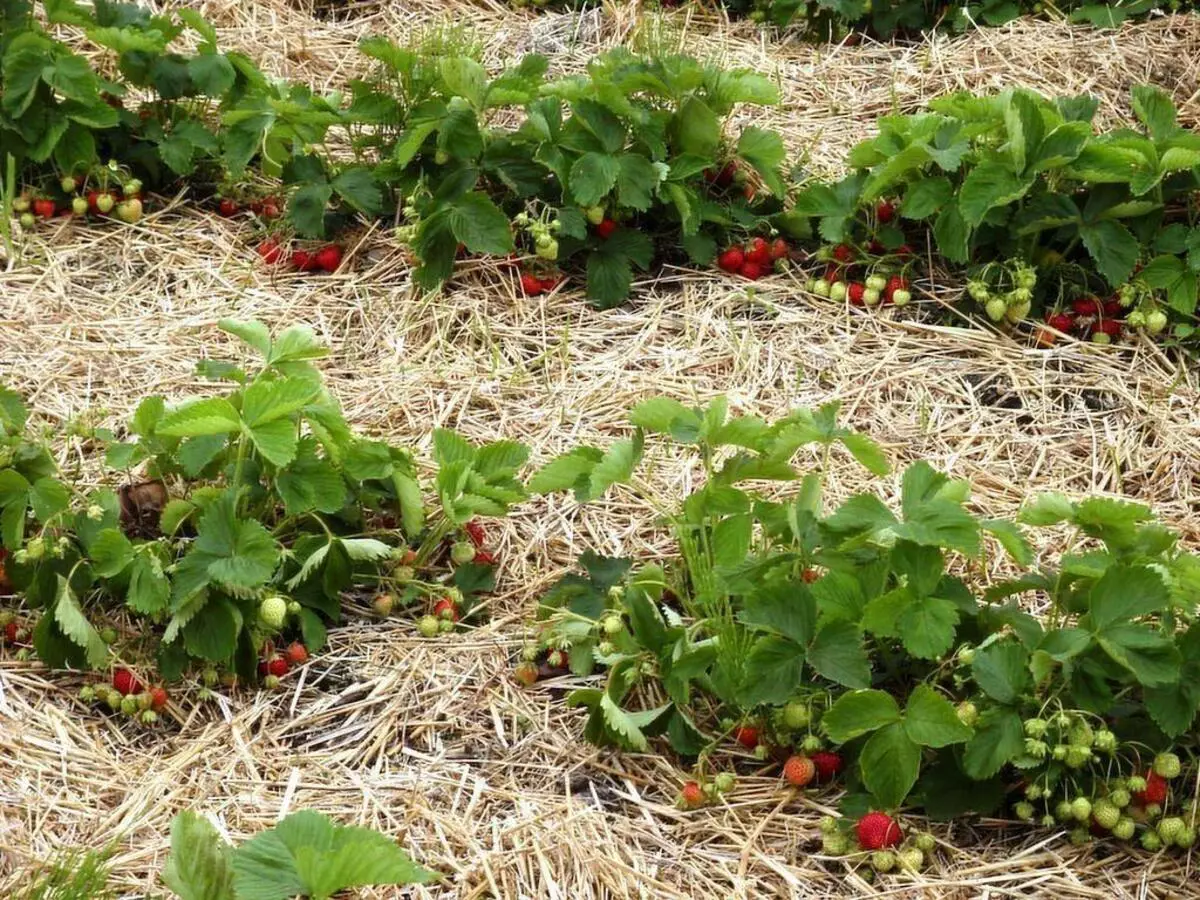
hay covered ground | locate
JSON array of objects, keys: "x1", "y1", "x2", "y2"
[{"x1": 2, "y1": 1, "x2": 1200, "y2": 896}]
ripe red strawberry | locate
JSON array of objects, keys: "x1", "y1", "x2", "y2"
[
  {"x1": 514, "y1": 661, "x2": 538, "y2": 686},
  {"x1": 1096, "y1": 319, "x2": 1122, "y2": 340},
  {"x1": 473, "y1": 550, "x2": 495, "y2": 565},
  {"x1": 823, "y1": 264, "x2": 842, "y2": 284},
  {"x1": 717, "y1": 246, "x2": 745, "y2": 273},
  {"x1": 33, "y1": 198, "x2": 56, "y2": 219},
  {"x1": 218, "y1": 198, "x2": 239, "y2": 217},
  {"x1": 680, "y1": 780, "x2": 704, "y2": 808},
  {"x1": 257, "y1": 660, "x2": 269, "y2": 677},
  {"x1": 856, "y1": 811, "x2": 902, "y2": 849},
  {"x1": 86, "y1": 190, "x2": 100, "y2": 214},
  {"x1": 876, "y1": 200, "x2": 896, "y2": 223},
  {"x1": 733, "y1": 725, "x2": 759, "y2": 749},
  {"x1": 520, "y1": 272, "x2": 544, "y2": 296},
  {"x1": 847, "y1": 282, "x2": 865, "y2": 306},
  {"x1": 868, "y1": 240, "x2": 885, "y2": 255},
  {"x1": 112, "y1": 668, "x2": 142, "y2": 696},
  {"x1": 314, "y1": 244, "x2": 343, "y2": 273},
  {"x1": 1047, "y1": 313, "x2": 1074, "y2": 333},
  {"x1": 465, "y1": 520, "x2": 486, "y2": 547},
  {"x1": 4, "y1": 621, "x2": 20, "y2": 643},
  {"x1": 595, "y1": 219, "x2": 618, "y2": 240},
  {"x1": 832, "y1": 243, "x2": 854, "y2": 263},
  {"x1": 1103, "y1": 299, "x2": 1122, "y2": 317},
  {"x1": 149, "y1": 686, "x2": 169, "y2": 711},
  {"x1": 745, "y1": 237, "x2": 771, "y2": 266},
  {"x1": 769, "y1": 238, "x2": 790, "y2": 261},
  {"x1": 261, "y1": 201, "x2": 281, "y2": 220},
  {"x1": 783, "y1": 754, "x2": 815, "y2": 787},
  {"x1": 267, "y1": 657, "x2": 289, "y2": 677},
  {"x1": 1134, "y1": 771, "x2": 1168, "y2": 806},
  {"x1": 810, "y1": 750, "x2": 843, "y2": 782},
  {"x1": 433, "y1": 597, "x2": 460, "y2": 622},
  {"x1": 539, "y1": 274, "x2": 562, "y2": 292},
  {"x1": 801, "y1": 568, "x2": 819, "y2": 583},
  {"x1": 738, "y1": 260, "x2": 764, "y2": 281},
  {"x1": 285, "y1": 641, "x2": 309, "y2": 665},
  {"x1": 896, "y1": 244, "x2": 914, "y2": 256},
  {"x1": 292, "y1": 250, "x2": 317, "y2": 271},
  {"x1": 257, "y1": 238, "x2": 283, "y2": 265},
  {"x1": 1072, "y1": 297, "x2": 1100, "y2": 317}
]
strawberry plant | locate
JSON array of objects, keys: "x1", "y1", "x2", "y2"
[
  {"x1": 526, "y1": 396, "x2": 1200, "y2": 850},
  {"x1": 163, "y1": 809, "x2": 436, "y2": 898},
  {"x1": 793, "y1": 85, "x2": 1200, "y2": 340},
  {"x1": 0, "y1": 319, "x2": 529, "y2": 687}
]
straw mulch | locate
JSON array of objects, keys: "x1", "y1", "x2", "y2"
[{"x1": 2, "y1": 2, "x2": 1200, "y2": 897}]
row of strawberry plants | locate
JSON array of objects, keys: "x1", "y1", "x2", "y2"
[
  {"x1": 0, "y1": 319, "x2": 526, "y2": 717},
  {"x1": 4, "y1": 4, "x2": 1200, "y2": 338},
  {"x1": 510, "y1": 0, "x2": 1179, "y2": 35},
  {"x1": 522, "y1": 397, "x2": 1200, "y2": 868}
]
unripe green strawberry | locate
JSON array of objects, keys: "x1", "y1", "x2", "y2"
[
  {"x1": 417, "y1": 615, "x2": 439, "y2": 637},
  {"x1": 1093, "y1": 729, "x2": 1116, "y2": 753},
  {"x1": 863, "y1": 287, "x2": 882, "y2": 306},
  {"x1": 259, "y1": 595, "x2": 288, "y2": 629},
  {"x1": 1145, "y1": 310, "x2": 1168, "y2": 334},
  {"x1": 985, "y1": 297, "x2": 1008, "y2": 321},
  {"x1": 914, "y1": 833, "x2": 935, "y2": 853},
  {"x1": 1092, "y1": 800, "x2": 1120, "y2": 830},
  {"x1": 25, "y1": 537, "x2": 45, "y2": 561},
  {"x1": 782, "y1": 701, "x2": 810, "y2": 729},
  {"x1": 1068, "y1": 721, "x2": 1094, "y2": 747},
  {"x1": 136, "y1": 692, "x2": 153, "y2": 711},
  {"x1": 1025, "y1": 784, "x2": 1043, "y2": 800},
  {"x1": 898, "y1": 847, "x2": 924, "y2": 872},
  {"x1": 372, "y1": 593, "x2": 396, "y2": 617},
  {"x1": 966, "y1": 280, "x2": 989, "y2": 302},
  {"x1": 1040, "y1": 814, "x2": 1057, "y2": 828},
  {"x1": 1127, "y1": 775, "x2": 1147, "y2": 793},
  {"x1": 585, "y1": 205, "x2": 605, "y2": 226},
  {"x1": 392, "y1": 565, "x2": 415, "y2": 584},
  {"x1": 99, "y1": 626, "x2": 118, "y2": 644},
  {"x1": 819, "y1": 816, "x2": 838, "y2": 835},
  {"x1": 866, "y1": 274, "x2": 887, "y2": 292},
  {"x1": 535, "y1": 238, "x2": 558, "y2": 260},
  {"x1": 434, "y1": 149, "x2": 450, "y2": 165},
  {"x1": 120, "y1": 695, "x2": 139, "y2": 716},
  {"x1": 1109, "y1": 789, "x2": 1130, "y2": 809},
  {"x1": 829, "y1": 281, "x2": 847, "y2": 302},
  {"x1": 714, "y1": 772, "x2": 735, "y2": 793},
  {"x1": 1157, "y1": 817, "x2": 1184, "y2": 844},
  {"x1": 1141, "y1": 830, "x2": 1163, "y2": 851},
  {"x1": 438, "y1": 618, "x2": 454, "y2": 633},
  {"x1": 79, "y1": 686, "x2": 97, "y2": 703},
  {"x1": 264, "y1": 674, "x2": 280, "y2": 690},
  {"x1": 821, "y1": 833, "x2": 848, "y2": 855},
  {"x1": 19, "y1": 212, "x2": 35, "y2": 228},
  {"x1": 1068, "y1": 828, "x2": 1090, "y2": 846},
  {"x1": 60, "y1": 175, "x2": 77, "y2": 193},
  {"x1": 1112, "y1": 818, "x2": 1136, "y2": 841},
  {"x1": 957, "y1": 647, "x2": 975, "y2": 665},
  {"x1": 800, "y1": 735, "x2": 822, "y2": 754},
  {"x1": 140, "y1": 709, "x2": 158, "y2": 725},
  {"x1": 602, "y1": 615, "x2": 624, "y2": 635},
  {"x1": 13, "y1": 196, "x2": 30, "y2": 212},
  {"x1": 1052, "y1": 745, "x2": 1068, "y2": 761},
  {"x1": 1175, "y1": 826, "x2": 1196, "y2": 848},
  {"x1": 104, "y1": 689, "x2": 123, "y2": 711},
  {"x1": 870, "y1": 850, "x2": 896, "y2": 873},
  {"x1": 287, "y1": 601, "x2": 301, "y2": 617},
  {"x1": 1065, "y1": 745, "x2": 1092, "y2": 768},
  {"x1": 1145, "y1": 803, "x2": 1163, "y2": 819},
  {"x1": 115, "y1": 197, "x2": 143, "y2": 223},
  {"x1": 71, "y1": 196, "x2": 89, "y2": 215},
  {"x1": 891, "y1": 288, "x2": 911, "y2": 307},
  {"x1": 956, "y1": 701, "x2": 978, "y2": 728},
  {"x1": 1014, "y1": 801, "x2": 1035, "y2": 821},
  {"x1": 198, "y1": 688, "x2": 213, "y2": 701},
  {"x1": 202, "y1": 668, "x2": 219, "y2": 687},
  {"x1": 450, "y1": 541, "x2": 476, "y2": 565},
  {"x1": 1070, "y1": 797, "x2": 1092, "y2": 822},
  {"x1": 812, "y1": 278, "x2": 831, "y2": 297},
  {"x1": 1153, "y1": 752, "x2": 1181, "y2": 779}
]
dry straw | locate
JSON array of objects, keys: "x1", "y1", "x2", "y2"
[{"x1": 1, "y1": 1, "x2": 1200, "y2": 897}]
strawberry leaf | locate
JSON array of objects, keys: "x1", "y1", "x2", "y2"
[
  {"x1": 163, "y1": 811, "x2": 236, "y2": 900},
  {"x1": 860, "y1": 722, "x2": 922, "y2": 809}
]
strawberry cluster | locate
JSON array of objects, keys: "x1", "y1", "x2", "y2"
[{"x1": 716, "y1": 236, "x2": 791, "y2": 281}]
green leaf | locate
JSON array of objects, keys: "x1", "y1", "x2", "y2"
[
  {"x1": 230, "y1": 810, "x2": 436, "y2": 900},
  {"x1": 448, "y1": 193, "x2": 513, "y2": 255},
  {"x1": 288, "y1": 182, "x2": 334, "y2": 238},
  {"x1": 1088, "y1": 565, "x2": 1169, "y2": 629},
  {"x1": 331, "y1": 167, "x2": 382, "y2": 216},
  {"x1": 901, "y1": 175, "x2": 953, "y2": 220},
  {"x1": 903, "y1": 684, "x2": 972, "y2": 748},
  {"x1": 588, "y1": 435, "x2": 642, "y2": 499},
  {"x1": 1019, "y1": 492, "x2": 1075, "y2": 526},
  {"x1": 127, "y1": 553, "x2": 170, "y2": 615},
  {"x1": 1096, "y1": 623, "x2": 1181, "y2": 687},
  {"x1": 962, "y1": 708, "x2": 1024, "y2": 779},
  {"x1": 219, "y1": 319, "x2": 272, "y2": 357},
  {"x1": 615, "y1": 154, "x2": 662, "y2": 210},
  {"x1": 246, "y1": 418, "x2": 298, "y2": 468},
  {"x1": 839, "y1": 432, "x2": 889, "y2": 476},
  {"x1": 597, "y1": 693, "x2": 648, "y2": 751},
  {"x1": 439, "y1": 57, "x2": 486, "y2": 107},
  {"x1": 957, "y1": 161, "x2": 1029, "y2": 227},
  {"x1": 89, "y1": 528, "x2": 134, "y2": 577},
  {"x1": 822, "y1": 689, "x2": 901, "y2": 743},
  {"x1": 932, "y1": 202, "x2": 969, "y2": 263},
  {"x1": 629, "y1": 397, "x2": 701, "y2": 436},
  {"x1": 432, "y1": 429, "x2": 475, "y2": 467},
  {"x1": 860, "y1": 723, "x2": 922, "y2": 809},
  {"x1": 1079, "y1": 219, "x2": 1139, "y2": 287},
  {"x1": 982, "y1": 519, "x2": 1033, "y2": 566},
  {"x1": 970, "y1": 640, "x2": 1029, "y2": 704},
  {"x1": 188, "y1": 53, "x2": 235, "y2": 96},
  {"x1": 671, "y1": 97, "x2": 720, "y2": 157},
  {"x1": 53, "y1": 576, "x2": 108, "y2": 668},
  {"x1": 163, "y1": 811, "x2": 236, "y2": 900},
  {"x1": 808, "y1": 621, "x2": 870, "y2": 689},
  {"x1": 1131, "y1": 84, "x2": 1177, "y2": 141},
  {"x1": 528, "y1": 448, "x2": 603, "y2": 496},
  {"x1": 737, "y1": 127, "x2": 786, "y2": 197},
  {"x1": 897, "y1": 596, "x2": 959, "y2": 660},
  {"x1": 739, "y1": 636, "x2": 806, "y2": 705},
  {"x1": 29, "y1": 477, "x2": 70, "y2": 523},
  {"x1": 569, "y1": 152, "x2": 621, "y2": 207},
  {"x1": 157, "y1": 398, "x2": 241, "y2": 437},
  {"x1": 183, "y1": 596, "x2": 240, "y2": 662},
  {"x1": 739, "y1": 583, "x2": 815, "y2": 646}
]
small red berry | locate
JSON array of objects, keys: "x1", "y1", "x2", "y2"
[
  {"x1": 5, "y1": 621, "x2": 20, "y2": 643},
  {"x1": 1096, "y1": 319, "x2": 1122, "y2": 339},
  {"x1": 847, "y1": 282, "x2": 865, "y2": 306},
  {"x1": 876, "y1": 200, "x2": 896, "y2": 223},
  {"x1": 218, "y1": 198, "x2": 239, "y2": 217},
  {"x1": 112, "y1": 668, "x2": 142, "y2": 696},
  {"x1": 717, "y1": 246, "x2": 745, "y2": 273},
  {"x1": 1134, "y1": 771, "x2": 1167, "y2": 806},
  {"x1": 769, "y1": 238, "x2": 790, "y2": 261},
  {"x1": 810, "y1": 751, "x2": 843, "y2": 782},
  {"x1": 267, "y1": 657, "x2": 289, "y2": 678},
  {"x1": 520, "y1": 272, "x2": 545, "y2": 296},
  {"x1": 738, "y1": 260, "x2": 764, "y2": 281},
  {"x1": 823, "y1": 264, "x2": 842, "y2": 284},
  {"x1": 832, "y1": 243, "x2": 854, "y2": 263},
  {"x1": 1072, "y1": 297, "x2": 1101, "y2": 317},
  {"x1": 433, "y1": 597, "x2": 460, "y2": 622},
  {"x1": 680, "y1": 781, "x2": 705, "y2": 808},
  {"x1": 745, "y1": 237, "x2": 771, "y2": 266},
  {"x1": 285, "y1": 641, "x2": 309, "y2": 665},
  {"x1": 149, "y1": 686, "x2": 169, "y2": 711},
  {"x1": 539, "y1": 274, "x2": 562, "y2": 292},
  {"x1": 473, "y1": 550, "x2": 495, "y2": 565},
  {"x1": 856, "y1": 811, "x2": 902, "y2": 849},
  {"x1": 256, "y1": 238, "x2": 283, "y2": 265},
  {"x1": 733, "y1": 725, "x2": 759, "y2": 749},
  {"x1": 465, "y1": 520, "x2": 486, "y2": 547},
  {"x1": 292, "y1": 250, "x2": 317, "y2": 271},
  {"x1": 314, "y1": 244, "x2": 343, "y2": 273},
  {"x1": 896, "y1": 244, "x2": 913, "y2": 256},
  {"x1": 33, "y1": 198, "x2": 56, "y2": 219},
  {"x1": 783, "y1": 755, "x2": 816, "y2": 787},
  {"x1": 1047, "y1": 313, "x2": 1074, "y2": 333},
  {"x1": 1103, "y1": 299, "x2": 1122, "y2": 317},
  {"x1": 595, "y1": 218, "x2": 618, "y2": 239}
]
